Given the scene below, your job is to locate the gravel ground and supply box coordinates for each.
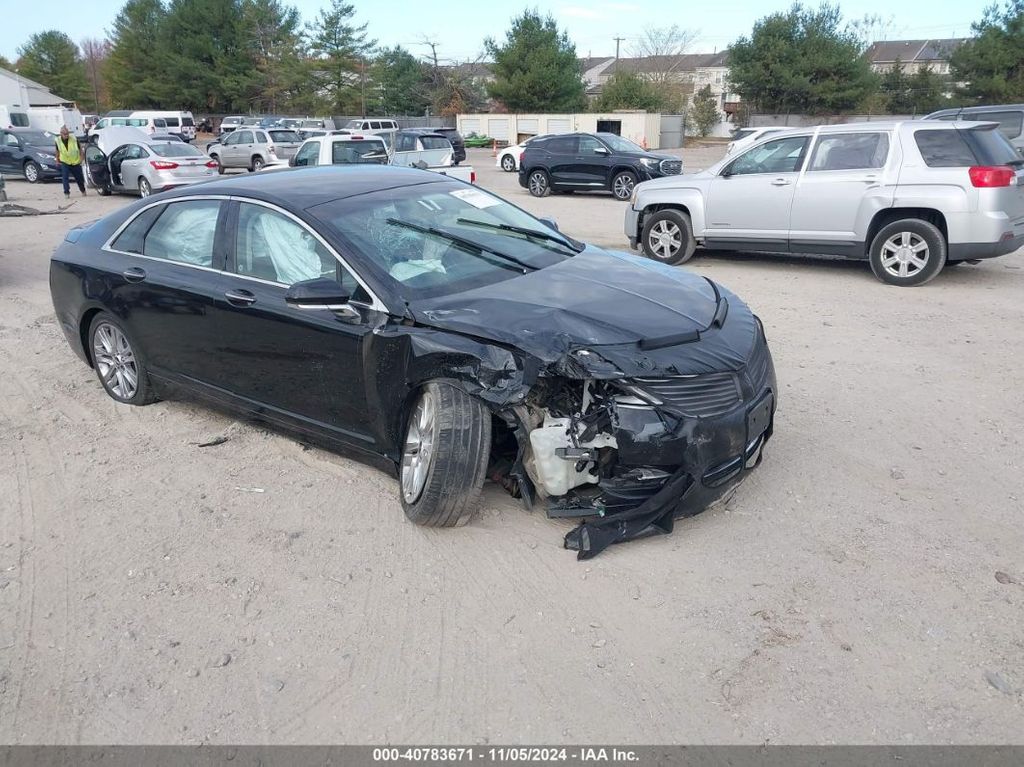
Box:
[1,145,1022,745]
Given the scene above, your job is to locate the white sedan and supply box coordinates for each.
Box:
[496,135,548,172]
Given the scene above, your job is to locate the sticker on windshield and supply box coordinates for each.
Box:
[450,188,500,208]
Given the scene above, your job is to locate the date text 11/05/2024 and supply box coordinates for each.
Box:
[372,747,640,762]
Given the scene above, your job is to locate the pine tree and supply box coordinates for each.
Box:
[16,31,89,104]
[306,0,375,115]
[105,0,169,108]
[688,85,720,136]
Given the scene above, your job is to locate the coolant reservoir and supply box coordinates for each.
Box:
[528,417,616,497]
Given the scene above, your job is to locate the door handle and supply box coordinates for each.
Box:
[122,267,146,283]
[770,178,791,186]
[859,175,879,183]
[224,289,257,306]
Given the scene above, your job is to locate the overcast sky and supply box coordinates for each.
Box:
[1,0,991,66]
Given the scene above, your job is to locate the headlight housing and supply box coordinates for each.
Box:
[640,157,659,168]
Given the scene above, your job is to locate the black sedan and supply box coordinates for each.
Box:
[49,167,776,557]
[0,128,61,183]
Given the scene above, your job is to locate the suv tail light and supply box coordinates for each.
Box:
[969,166,1015,188]
[471,171,477,184]
[150,160,179,170]
[519,151,524,164]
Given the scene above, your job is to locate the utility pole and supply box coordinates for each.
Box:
[614,36,625,60]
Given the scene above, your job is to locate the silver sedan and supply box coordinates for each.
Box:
[84,139,218,197]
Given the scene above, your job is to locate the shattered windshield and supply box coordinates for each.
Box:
[308,182,578,299]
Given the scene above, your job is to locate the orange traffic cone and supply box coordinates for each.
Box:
[492,139,497,157]
[642,137,648,150]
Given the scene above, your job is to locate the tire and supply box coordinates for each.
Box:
[868,219,946,287]
[23,160,41,183]
[501,154,516,172]
[400,382,491,528]
[138,177,152,197]
[611,170,638,201]
[250,156,265,172]
[527,169,550,198]
[98,183,112,197]
[641,209,697,265]
[87,313,156,406]
[210,154,224,175]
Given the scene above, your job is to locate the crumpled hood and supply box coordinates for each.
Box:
[410,248,754,376]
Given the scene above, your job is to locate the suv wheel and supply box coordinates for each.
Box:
[869,219,946,287]
[250,156,265,172]
[400,382,491,527]
[641,209,696,265]
[23,160,41,183]
[210,153,224,175]
[611,170,638,201]
[501,154,516,172]
[528,169,550,197]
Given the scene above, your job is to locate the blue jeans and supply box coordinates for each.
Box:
[60,163,86,195]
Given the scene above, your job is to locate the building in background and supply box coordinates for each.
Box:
[865,39,967,75]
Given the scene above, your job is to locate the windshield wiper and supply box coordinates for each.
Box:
[386,218,537,273]
[456,218,584,253]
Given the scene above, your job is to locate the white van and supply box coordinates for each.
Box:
[344,118,399,149]
[28,106,84,135]
[1,105,30,129]
[131,110,196,142]
[89,114,168,141]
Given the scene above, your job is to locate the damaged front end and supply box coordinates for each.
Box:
[496,332,774,558]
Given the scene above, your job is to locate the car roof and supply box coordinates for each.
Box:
[159,165,453,209]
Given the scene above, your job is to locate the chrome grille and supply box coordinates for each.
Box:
[659,159,683,175]
[633,372,741,417]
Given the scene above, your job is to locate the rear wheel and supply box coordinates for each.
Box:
[23,160,41,183]
[210,154,224,175]
[528,169,550,197]
[869,219,946,287]
[250,156,265,172]
[400,382,491,527]
[501,154,516,172]
[641,209,696,265]
[88,313,156,406]
[611,170,638,201]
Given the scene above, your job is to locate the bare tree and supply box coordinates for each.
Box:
[418,37,488,117]
[80,37,110,113]
[627,24,699,85]
[849,13,899,49]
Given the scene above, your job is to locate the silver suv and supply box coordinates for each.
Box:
[626,121,1024,286]
[206,128,303,173]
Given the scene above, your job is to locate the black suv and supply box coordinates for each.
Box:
[518,132,682,200]
[405,126,466,165]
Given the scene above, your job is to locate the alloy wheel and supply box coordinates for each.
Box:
[401,390,436,504]
[529,171,548,196]
[252,157,264,172]
[93,322,139,400]
[880,231,930,280]
[501,155,515,172]
[24,162,39,183]
[613,173,635,200]
[648,220,682,260]
[139,178,151,197]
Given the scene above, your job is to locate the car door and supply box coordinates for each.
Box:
[232,130,254,167]
[103,198,230,384]
[84,143,111,189]
[789,131,896,255]
[573,134,614,187]
[221,130,243,166]
[0,131,16,171]
[212,199,376,444]
[119,144,150,191]
[543,135,579,186]
[704,134,810,251]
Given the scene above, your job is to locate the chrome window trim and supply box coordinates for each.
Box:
[101,193,388,312]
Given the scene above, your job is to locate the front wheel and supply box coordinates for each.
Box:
[88,313,157,405]
[24,160,41,183]
[400,382,491,527]
[138,177,152,197]
[611,170,638,201]
[641,209,696,265]
[869,219,946,287]
[501,154,516,172]
[527,169,550,197]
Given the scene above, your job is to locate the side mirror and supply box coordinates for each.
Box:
[539,216,560,232]
[285,277,350,308]
[594,146,610,155]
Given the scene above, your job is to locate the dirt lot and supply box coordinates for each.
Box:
[1,146,1023,745]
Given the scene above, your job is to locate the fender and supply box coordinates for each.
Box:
[633,184,709,239]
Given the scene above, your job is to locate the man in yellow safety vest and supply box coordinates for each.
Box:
[55,126,87,199]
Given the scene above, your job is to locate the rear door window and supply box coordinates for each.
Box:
[808,132,890,171]
[914,130,977,167]
[544,136,578,154]
[165,117,180,127]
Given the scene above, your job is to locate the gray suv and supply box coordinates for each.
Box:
[206,128,303,172]
[625,121,1024,286]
